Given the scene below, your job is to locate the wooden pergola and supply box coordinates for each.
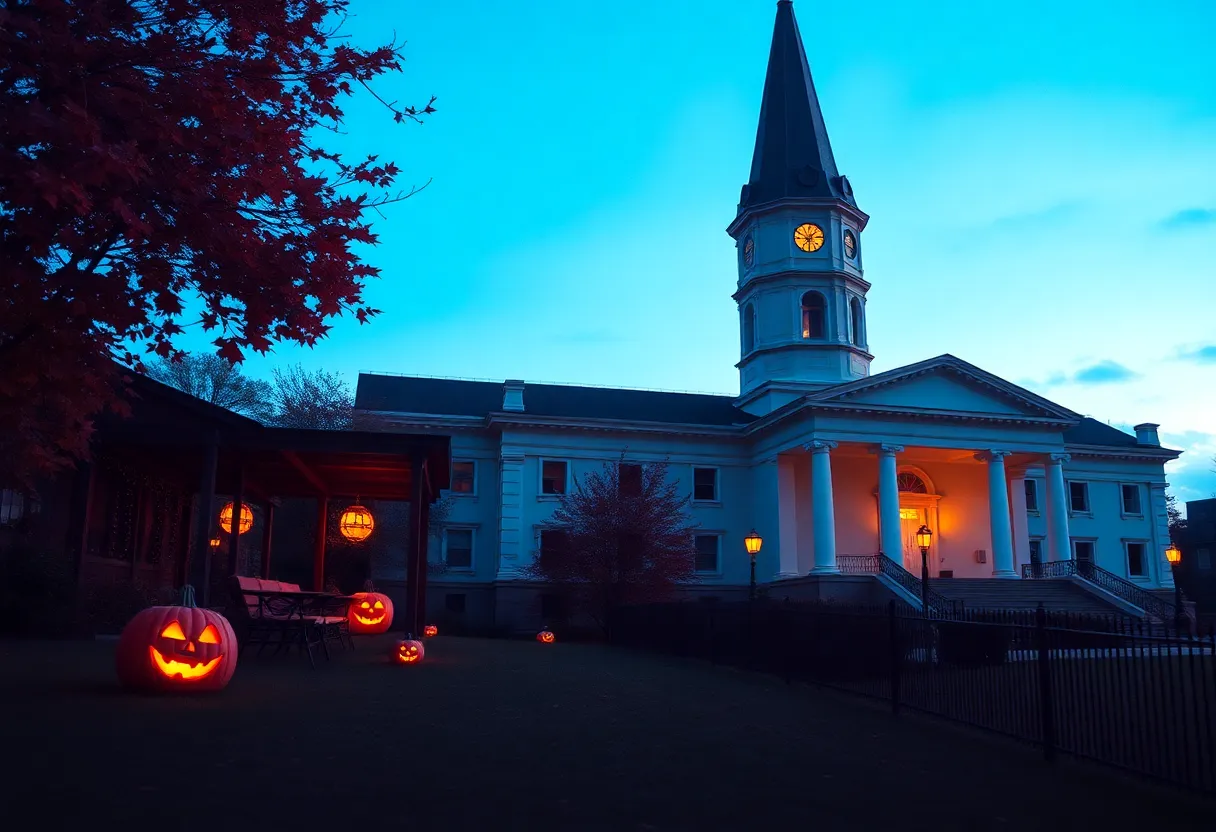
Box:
[76,372,450,635]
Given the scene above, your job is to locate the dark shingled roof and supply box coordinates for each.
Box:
[739,0,856,213]
[355,374,757,428]
[1063,417,1141,448]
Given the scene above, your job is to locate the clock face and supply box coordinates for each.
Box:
[794,223,825,253]
[743,236,755,268]
[843,229,857,259]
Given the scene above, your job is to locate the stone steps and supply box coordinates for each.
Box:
[928,578,1127,615]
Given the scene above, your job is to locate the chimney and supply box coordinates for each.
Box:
[1133,423,1160,446]
[502,379,525,412]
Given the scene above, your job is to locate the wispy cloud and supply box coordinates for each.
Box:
[1178,344,1216,364]
[1160,208,1216,230]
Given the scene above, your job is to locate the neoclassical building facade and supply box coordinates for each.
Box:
[355,1,1180,628]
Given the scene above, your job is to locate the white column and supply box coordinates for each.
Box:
[876,444,904,562]
[496,446,525,579]
[806,440,839,574]
[1044,453,1071,562]
[777,455,800,577]
[977,450,1016,578]
[1009,471,1031,576]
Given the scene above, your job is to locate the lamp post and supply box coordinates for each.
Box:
[1166,543,1184,633]
[744,530,763,604]
[915,524,933,618]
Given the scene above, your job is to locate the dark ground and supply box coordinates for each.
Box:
[1,635,1212,831]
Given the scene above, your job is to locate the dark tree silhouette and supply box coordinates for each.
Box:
[145,353,274,420]
[524,458,699,634]
[266,364,354,430]
[0,0,434,486]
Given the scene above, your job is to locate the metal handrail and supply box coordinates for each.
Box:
[840,551,953,616]
[1022,559,1190,625]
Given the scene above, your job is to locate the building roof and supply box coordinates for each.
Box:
[739,0,856,214]
[355,374,757,427]
[1062,417,1141,448]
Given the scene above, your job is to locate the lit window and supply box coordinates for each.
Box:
[801,291,825,339]
[541,460,568,495]
[899,508,920,520]
[897,472,928,494]
[451,461,475,495]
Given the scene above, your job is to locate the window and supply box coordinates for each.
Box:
[693,467,718,502]
[0,489,27,526]
[742,303,756,353]
[897,472,928,494]
[1028,539,1043,564]
[1199,549,1212,571]
[1125,541,1147,578]
[444,528,473,570]
[694,534,720,573]
[1068,481,1090,514]
[619,463,643,498]
[850,297,863,347]
[445,593,466,614]
[541,460,568,495]
[1073,539,1095,563]
[1121,484,1142,515]
[801,291,825,339]
[1024,479,1039,513]
[451,461,476,495]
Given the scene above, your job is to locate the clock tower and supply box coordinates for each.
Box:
[729,0,872,417]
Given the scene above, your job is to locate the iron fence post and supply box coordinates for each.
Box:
[1035,603,1056,762]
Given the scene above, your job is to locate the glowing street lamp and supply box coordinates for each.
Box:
[1166,544,1185,633]
[916,524,933,618]
[744,530,763,603]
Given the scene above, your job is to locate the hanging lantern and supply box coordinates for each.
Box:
[208,536,222,550]
[218,502,253,535]
[339,503,375,542]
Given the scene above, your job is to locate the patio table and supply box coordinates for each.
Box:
[241,590,356,664]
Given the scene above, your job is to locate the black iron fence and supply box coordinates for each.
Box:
[608,600,1216,795]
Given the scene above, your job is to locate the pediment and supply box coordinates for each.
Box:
[805,355,1079,422]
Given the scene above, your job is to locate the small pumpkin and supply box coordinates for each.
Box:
[348,591,393,635]
[537,629,556,644]
[116,586,237,692]
[393,636,425,664]
[423,624,438,638]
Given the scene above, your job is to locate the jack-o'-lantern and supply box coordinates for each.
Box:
[115,587,238,692]
[348,591,394,635]
[423,624,438,638]
[537,629,556,644]
[393,637,425,664]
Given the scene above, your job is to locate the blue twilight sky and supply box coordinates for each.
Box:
[198,0,1216,502]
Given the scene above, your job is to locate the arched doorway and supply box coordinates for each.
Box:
[896,468,941,576]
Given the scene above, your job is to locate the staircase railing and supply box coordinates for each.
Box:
[1022,559,1189,625]
[838,552,955,617]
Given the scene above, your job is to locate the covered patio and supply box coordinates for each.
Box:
[68,372,450,635]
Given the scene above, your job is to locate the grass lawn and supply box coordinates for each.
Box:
[1,634,1212,830]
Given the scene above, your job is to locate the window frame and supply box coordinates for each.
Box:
[692,466,719,504]
[1024,479,1040,514]
[1123,539,1150,580]
[442,526,476,572]
[800,290,826,340]
[539,458,570,498]
[1071,538,1097,564]
[1120,483,1143,517]
[849,296,864,347]
[693,532,722,575]
[449,460,477,497]
[1068,480,1091,516]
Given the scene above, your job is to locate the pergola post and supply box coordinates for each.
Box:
[227,466,245,580]
[261,502,275,579]
[403,452,427,635]
[192,432,219,605]
[313,497,328,591]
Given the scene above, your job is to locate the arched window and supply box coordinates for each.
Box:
[742,303,756,353]
[897,472,928,493]
[850,297,864,347]
[801,291,825,339]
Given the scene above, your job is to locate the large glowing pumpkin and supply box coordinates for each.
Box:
[393,637,425,664]
[537,629,556,644]
[116,594,237,692]
[339,504,375,542]
[348,591,394,634]
[219,501,253,535]
[423,624,438,638]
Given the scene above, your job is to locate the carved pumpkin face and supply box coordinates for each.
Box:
[537,630,556,643]
[116,606,238,692]
[393,639,425,664]
[347,591,394,635]
[423,624,438,638]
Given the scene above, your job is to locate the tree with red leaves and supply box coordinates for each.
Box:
[0,0,434,487]
[524,459,699,635]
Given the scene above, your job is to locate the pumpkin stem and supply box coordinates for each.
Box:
[362,579,376,592]
[180,585,198,608]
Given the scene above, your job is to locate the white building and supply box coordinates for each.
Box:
[355,1,1181,630]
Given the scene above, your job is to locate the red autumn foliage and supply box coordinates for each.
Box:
[524,459,699,634]
[0,0,434,487]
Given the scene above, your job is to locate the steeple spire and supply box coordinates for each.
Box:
[739,0,855,214]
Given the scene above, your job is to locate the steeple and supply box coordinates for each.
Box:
[739,0,856,215]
